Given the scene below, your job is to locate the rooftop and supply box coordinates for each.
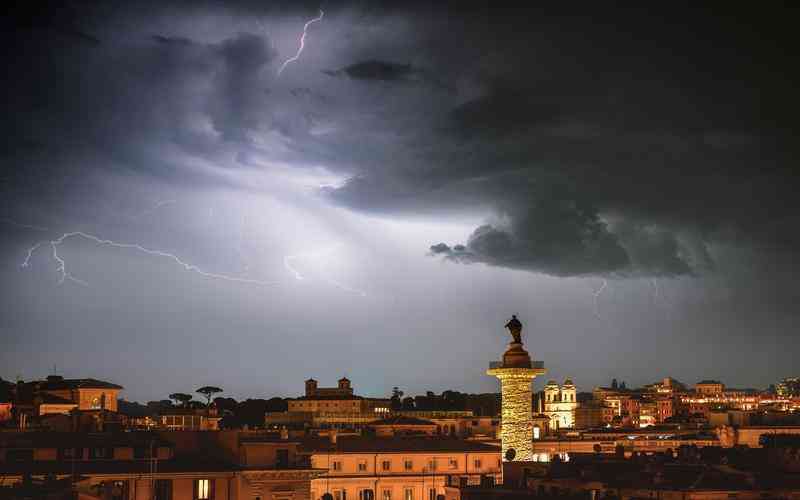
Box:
[368,416,436,426]
[299,436,500,454]
[0,431,171,449]
[37,376,124,391]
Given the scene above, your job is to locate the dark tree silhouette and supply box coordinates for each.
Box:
[169,393,192,408]
[196,386,223,407]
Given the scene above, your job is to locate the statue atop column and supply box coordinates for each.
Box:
[504,314,523,344]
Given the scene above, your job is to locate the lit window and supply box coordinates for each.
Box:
[533,426,540,439]
[358,461,367,472]
[382,460,391,471]
[448,458,458,470]
[382,490,391,500]
[89,447,113,459]
[404,459,413,471]
[334,490,346,500]
[195,479,211,500]
[404,488,413,500]
[332,461,342,471]
[91,397,102,409]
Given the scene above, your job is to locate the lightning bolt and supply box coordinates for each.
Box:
[277,8,324,76]
[283,254,305,280]
[650,277,672,310]
[283,243,367,296]
[283,244,341,281]
[22,231,282,287]
[591,278,608,319]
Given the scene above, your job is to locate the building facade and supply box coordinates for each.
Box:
[542,379,578,430]
[0,430,323,500]
[302,436,502,500]
[267,378,391,430]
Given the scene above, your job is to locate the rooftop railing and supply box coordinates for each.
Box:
[488,360,544,369]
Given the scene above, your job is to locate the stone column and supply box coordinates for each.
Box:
[487,342,545,462]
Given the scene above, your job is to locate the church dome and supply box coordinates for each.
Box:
[563,378,575,386]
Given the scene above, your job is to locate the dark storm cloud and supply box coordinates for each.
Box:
[2,2,798,280]
[318,5,800,278]
[1,0,798,399]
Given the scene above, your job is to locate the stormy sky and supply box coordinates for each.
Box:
[1,2,798,402]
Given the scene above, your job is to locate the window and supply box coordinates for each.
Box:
[381,460,391,471]
[473,459,482,470]
[357,460,367,472]
[7,449,33,461]
[94,480,128,500]
[89,447,113,459]
[334,490,346,500]
[276,449,289,469]
[332,461,342,471]
[427,459,437,471]
[59,447,83,460]
[429,489,436,500]
[533,426,540,440]
[404,459,413,471]
[194,479,214,500]
[359,490,374,500]
[404,488,414,500]
[448,458,458,470]
[382,490,391,500]
[134,446,155,459]
[154,479,172,500]
[91,397,102,409]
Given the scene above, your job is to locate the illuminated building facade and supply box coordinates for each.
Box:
[486,336,545,462]
[267,378,391,429]
[0,430,324,500]
[695,380,725,395]
[303,435,502,500]
[542,379,577,430]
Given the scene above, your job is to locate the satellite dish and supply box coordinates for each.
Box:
[505,448,516,461]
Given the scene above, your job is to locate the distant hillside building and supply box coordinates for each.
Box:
[31,375,123,412]
[695,380,725,395]
[267,377,391,429]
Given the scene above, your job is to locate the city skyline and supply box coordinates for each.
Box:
[2,3,799,403]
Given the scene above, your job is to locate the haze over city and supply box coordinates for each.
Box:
[2,2,798,403]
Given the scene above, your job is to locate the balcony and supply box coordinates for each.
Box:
[489,361,544,369]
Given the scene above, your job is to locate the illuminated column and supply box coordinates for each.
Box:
[487,341,545,462]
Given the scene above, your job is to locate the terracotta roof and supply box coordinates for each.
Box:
[37,377,123,391]
[0,458,240,476]
[299,436,500,453]
[369,416,436,426]
[293,395,363,400]
[0,431,171,449]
